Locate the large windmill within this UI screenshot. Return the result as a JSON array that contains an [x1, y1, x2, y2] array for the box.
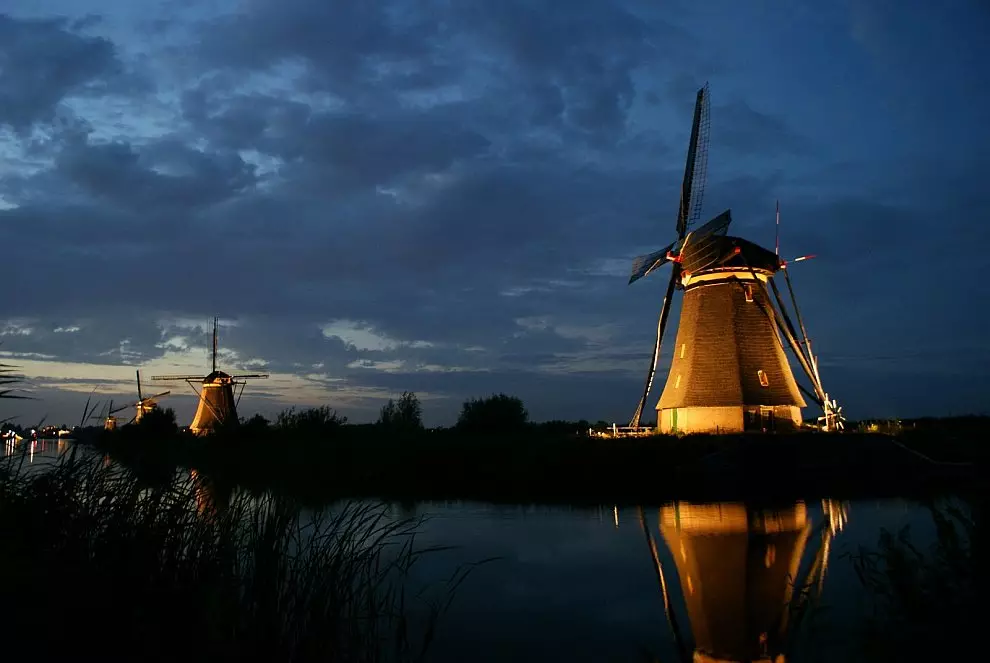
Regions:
[[627, 84, 842, 433], [150, 317, 268, 435]]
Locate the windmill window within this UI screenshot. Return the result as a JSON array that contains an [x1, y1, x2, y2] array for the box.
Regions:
[[743, 283, 754, 302], [680, 344, 686, 358], [675, 374, 682, 388], [758, 370, 769, 387]]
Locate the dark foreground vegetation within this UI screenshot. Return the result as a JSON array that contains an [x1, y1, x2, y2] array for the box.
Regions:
[[68, 394, 984, 507], [0, 447, 465, 663], [849, 499, 980, 663]]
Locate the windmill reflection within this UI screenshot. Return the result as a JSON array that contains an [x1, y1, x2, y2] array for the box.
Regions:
[[640, 500, 848, 663], [190, 469, 232, 519]]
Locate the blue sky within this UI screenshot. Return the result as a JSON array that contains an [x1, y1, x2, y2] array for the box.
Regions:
[[1, 0, 988, 427]]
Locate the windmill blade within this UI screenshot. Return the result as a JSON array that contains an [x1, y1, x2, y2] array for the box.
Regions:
[[136, 369, 143, 402], [629, 242, 676, 285], [110, 403, 130, 415], [143, 391, 170, 401], [684, 208, 732, 246], [686, 83, 711, 231], [676, 83, 710, 238], [150, 374, 206, 381], [230, 373, 269, 379], [630, 264, 680, 427], [677, 210, 734, 273]]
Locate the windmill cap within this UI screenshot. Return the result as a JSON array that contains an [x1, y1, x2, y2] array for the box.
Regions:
[[680, 235, 782, 273], [203, 370, 233, 383]]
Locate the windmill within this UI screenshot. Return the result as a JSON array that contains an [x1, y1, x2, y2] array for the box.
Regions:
[[150, 317, 268, 435], [128, 370, 170, 424], [627, 84, 842, 433], [104, 400, 126, 431]]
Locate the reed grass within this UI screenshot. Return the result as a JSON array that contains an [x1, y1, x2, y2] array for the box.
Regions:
[[850, 499, 977, 662], [0, 445, 463, 662]]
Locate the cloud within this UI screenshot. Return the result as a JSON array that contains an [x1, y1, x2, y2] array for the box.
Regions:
[[0, 0, 988, 426], [0, 14, 136, 130]]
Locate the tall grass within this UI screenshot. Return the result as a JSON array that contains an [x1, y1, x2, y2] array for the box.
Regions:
[[0, 446, 463, 662], [850, 499, 977, 662]]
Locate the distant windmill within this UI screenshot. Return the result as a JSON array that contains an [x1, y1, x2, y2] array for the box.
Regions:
[[129, 370, 170, 424], [627, 84, 842, 433], [150, 317, 268, 435]]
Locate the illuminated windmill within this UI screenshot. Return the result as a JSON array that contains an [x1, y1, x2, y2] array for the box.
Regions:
[[627, 84, 842, 433], [129, 370, 170, 423], [638, 500, 848, 663], [150, 317, 268, 435], [96, 371, 170, 430]]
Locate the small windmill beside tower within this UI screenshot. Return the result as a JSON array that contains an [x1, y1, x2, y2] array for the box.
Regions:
[[151, 317, 268, 435], [626, 84, 843, 434], [101, 371, 171, 430]]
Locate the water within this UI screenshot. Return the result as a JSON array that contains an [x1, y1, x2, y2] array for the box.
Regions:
[[399, 499, 933, 662], [5, 440, 952, 661]]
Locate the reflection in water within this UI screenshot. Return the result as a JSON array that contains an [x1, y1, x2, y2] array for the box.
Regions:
[[190, 469, 233, 519], [641, 500, 848, 663]]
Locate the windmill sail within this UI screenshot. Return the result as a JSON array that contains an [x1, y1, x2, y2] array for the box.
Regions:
[[629, 243, 676, 285], [628, 84, 712, 428], [677, 84, 710, 237]]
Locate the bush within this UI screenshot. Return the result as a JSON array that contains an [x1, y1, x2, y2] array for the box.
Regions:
[[456, 394, 528, 433], [275, 406, 347, 435], [136, 406, 179, 436], [378, 392, 424, 433]]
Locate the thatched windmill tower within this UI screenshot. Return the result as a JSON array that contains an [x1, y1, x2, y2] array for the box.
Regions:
[[639, 501, 848, 663], [151, 317, 268, 435], [627, 84, 842, 433]]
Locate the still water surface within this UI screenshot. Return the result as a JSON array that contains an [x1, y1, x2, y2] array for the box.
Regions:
[[403, 498, 928, 662], [7, 439, 940, 661]]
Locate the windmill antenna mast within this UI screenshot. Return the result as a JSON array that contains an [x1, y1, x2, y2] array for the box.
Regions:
[[775, 200, 780, 256], [212, 316, 218, 374]]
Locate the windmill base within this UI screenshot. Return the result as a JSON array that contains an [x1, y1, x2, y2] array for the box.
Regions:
[[657, 405, 802, 434]]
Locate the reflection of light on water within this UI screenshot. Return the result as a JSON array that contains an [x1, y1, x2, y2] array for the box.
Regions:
[[613, 506, 619, 529], [632, 500, 851, 663], [30, 440, 35, 463]]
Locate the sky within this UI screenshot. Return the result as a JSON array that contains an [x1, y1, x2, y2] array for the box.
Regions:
[[1, 0, 988, 428]]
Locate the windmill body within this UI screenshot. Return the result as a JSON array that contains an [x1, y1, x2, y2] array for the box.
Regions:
[[188, 371, 240, 435], [626, 84, 841, 433], [656, 237, 805, 433]]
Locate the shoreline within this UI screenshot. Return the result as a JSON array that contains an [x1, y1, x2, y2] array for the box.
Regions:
[[72, 427, 983, 507]]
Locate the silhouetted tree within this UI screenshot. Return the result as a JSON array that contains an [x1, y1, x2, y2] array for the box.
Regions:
[[275, 406, 347, 435], [136, 407, 178, 436], [242, 413, 270, 431], [377, 392, 423, 432], [456, 393, 528, 433]]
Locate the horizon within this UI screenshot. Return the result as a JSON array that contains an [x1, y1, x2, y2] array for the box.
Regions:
[[2, 0, 989, 429]]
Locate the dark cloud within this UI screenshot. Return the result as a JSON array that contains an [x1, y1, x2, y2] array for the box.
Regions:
[[0, 14, 132, 129], [712, 99, 813, 156]]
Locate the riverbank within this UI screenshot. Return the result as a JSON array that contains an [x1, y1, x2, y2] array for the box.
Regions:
[[77, 420, 983, 506]]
